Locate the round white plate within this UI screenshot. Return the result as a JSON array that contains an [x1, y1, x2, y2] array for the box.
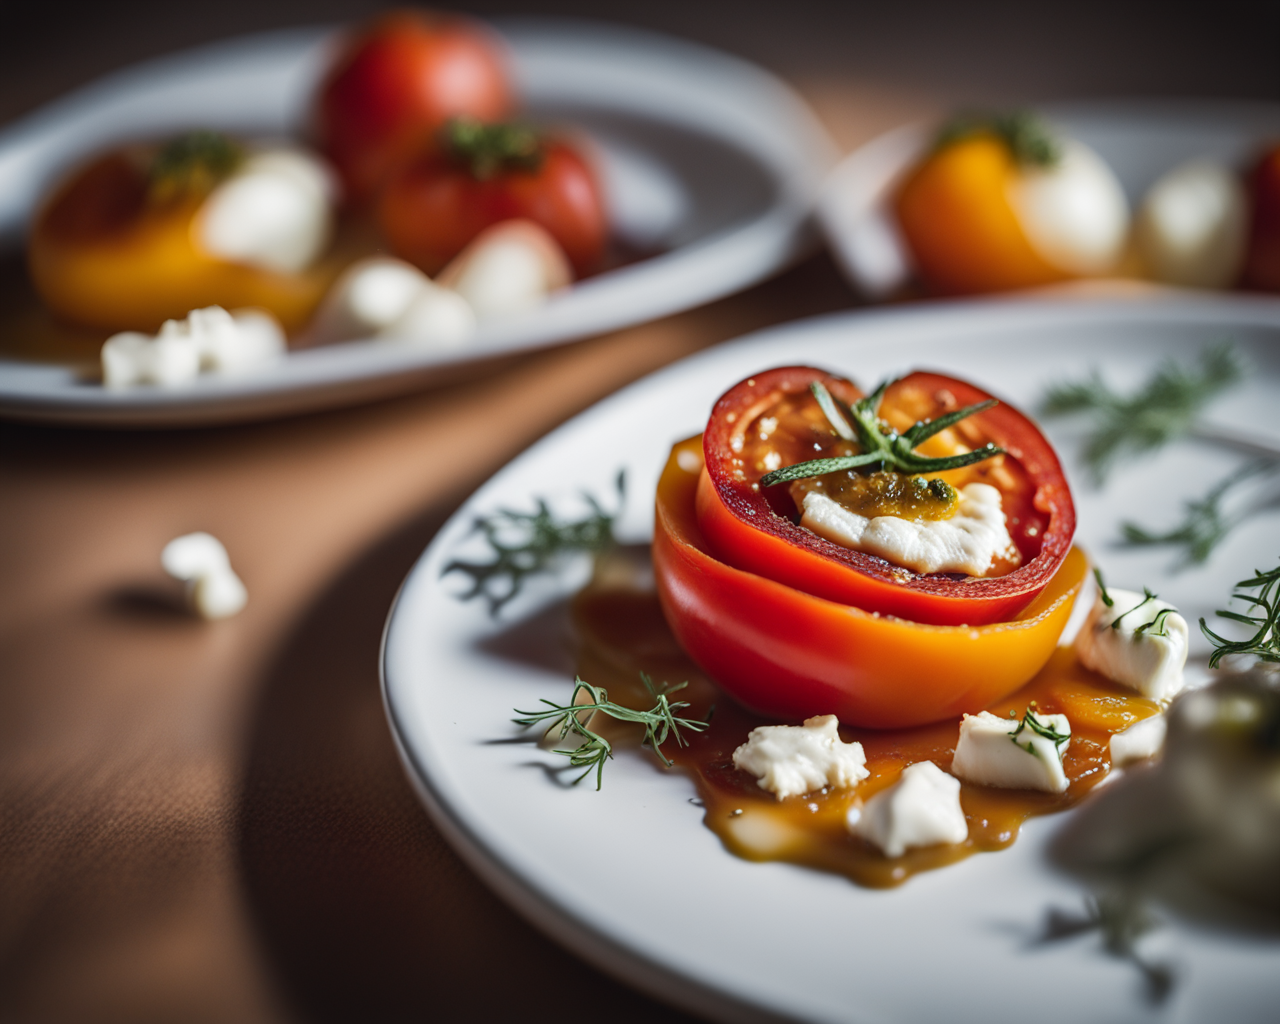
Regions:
[[821, 100, 1280, 298], [383, 295, 1280, 1024], [0, 19, 835, 427]]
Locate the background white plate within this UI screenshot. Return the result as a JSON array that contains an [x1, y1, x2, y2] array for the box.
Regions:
[[821, 101, 1280, 298], [383, 295, 1280, 1024], [0, 19, 836, 427]]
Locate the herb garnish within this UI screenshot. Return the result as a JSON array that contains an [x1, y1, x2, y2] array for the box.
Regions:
[[514, 674, 708, 789], [759, 380, 1003, 488], [444, 116, 544, 181], [1200, 561, 1280, 668], [1041, 345, 1244, 483], [1093, 567, 1114, 607], [444, 473, 623, 615], [1009, 705, 1070, 761], [936, 110, 1061, 168], [1111, 588, 1156, 632], [1122, 460, 1279, 565], [149, 130, 242, 204]]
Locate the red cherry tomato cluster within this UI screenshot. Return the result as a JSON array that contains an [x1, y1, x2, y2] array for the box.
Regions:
[[317, 9, 606, 277]]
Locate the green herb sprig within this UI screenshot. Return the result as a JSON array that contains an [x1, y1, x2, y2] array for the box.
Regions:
[[937, 110, 1061, 168], [759, 380, 1004, 488], [514, 674, 708, 789], [1200, 561, 1280, 668], [149, 130, 242, 203], [444, 116, 544, 181], [444, 473, 623, 615], [1042, 345, 1244, 483], [1122, 460, 1279, 565], [1009, 705, 1070, 761]]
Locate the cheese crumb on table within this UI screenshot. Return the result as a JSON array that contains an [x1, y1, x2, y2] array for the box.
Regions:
[[1075, 587, 1189, 701], [161, 532, 247, 620], [733, 715, 869, 800], [800, 482, 1017, 576], [849, 760, 968, 857], [951, 709, 1072, 793]]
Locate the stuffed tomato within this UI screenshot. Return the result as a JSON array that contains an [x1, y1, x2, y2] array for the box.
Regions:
[[652, 366, 1084, 728]]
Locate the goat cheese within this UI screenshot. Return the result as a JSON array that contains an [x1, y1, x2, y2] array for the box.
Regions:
[[307, 256, 477, 349], [1075, 587, 1189, 701], [161, 532, 247, 620], [849, 760, 968, 857], [800, 482, 1016, 576], [198, 147, 335, 273], [733, 715, 869, 800], [102, 306, 284, 387], [951, 709, 1072, 793], [1109, 714, 1167, 768], [438, 220, 572, 322], [1135, 159, 1247, 288]]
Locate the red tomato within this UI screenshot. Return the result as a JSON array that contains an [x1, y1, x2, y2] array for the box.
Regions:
[[377, 128, 606, 276], [1244, 143, 1280, 291], [698, 366, 1076, 626], [654, 434, 1087, 728], [317, 10, 513, 204]]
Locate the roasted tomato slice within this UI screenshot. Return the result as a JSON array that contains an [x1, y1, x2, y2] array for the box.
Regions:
[[655, 435, 1086, 728], [698, 366, 1076, 626]]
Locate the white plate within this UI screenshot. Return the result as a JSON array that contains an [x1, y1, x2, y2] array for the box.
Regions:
[[0, 19, 835, 427], [383, 295, 1280, 1024], [821, 101, 1280, 298]]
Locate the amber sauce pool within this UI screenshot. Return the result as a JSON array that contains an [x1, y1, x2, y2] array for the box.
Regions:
[[573, 550, 1161, 888]]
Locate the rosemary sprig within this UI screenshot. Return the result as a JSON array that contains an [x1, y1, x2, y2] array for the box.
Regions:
[[1042, 345, 1244, 483], [444, 472, 623, 615], [1111, 589, 1156, 631], [149, 130, 242, 203], [1200, 561, 1280, 668], [513, 674, 709, 790], [1122, 460, 1279, 565], [759, 380, 1004, 488], [937, 110, 1061, 167], [1009, 705, 1070, 760]]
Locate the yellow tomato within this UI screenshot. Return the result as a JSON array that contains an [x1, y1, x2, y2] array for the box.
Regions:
[[894, 132, 1069, 296], [28, 151, 329, 334]]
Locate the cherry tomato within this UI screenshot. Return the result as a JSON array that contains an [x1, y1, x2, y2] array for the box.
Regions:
[[377, 124, 606, 276], [698, 367, 1076, 626], [654, 434, 1087, 728], [317, 10, 513, 204], [1244, 143, 1280, 291]]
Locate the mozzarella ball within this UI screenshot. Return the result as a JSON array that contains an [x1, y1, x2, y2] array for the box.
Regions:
[[1136, 159, 1248, 288]]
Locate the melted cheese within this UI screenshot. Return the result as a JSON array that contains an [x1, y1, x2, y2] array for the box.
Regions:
[[800, 482, 1016, 576]]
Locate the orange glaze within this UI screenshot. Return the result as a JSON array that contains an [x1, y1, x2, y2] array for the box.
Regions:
[[572, 550, 1161, 888]]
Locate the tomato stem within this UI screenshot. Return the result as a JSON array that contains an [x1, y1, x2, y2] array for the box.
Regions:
[[443, 116, 544, 180]]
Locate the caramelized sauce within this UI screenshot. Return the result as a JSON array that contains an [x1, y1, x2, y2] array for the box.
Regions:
[[572, 549, 1161, 888]]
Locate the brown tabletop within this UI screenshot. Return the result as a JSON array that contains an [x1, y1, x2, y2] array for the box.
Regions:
[[3, 2, 1277, 1018]]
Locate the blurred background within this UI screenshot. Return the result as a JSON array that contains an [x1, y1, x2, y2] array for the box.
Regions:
[[4, 0, 1279, 136]]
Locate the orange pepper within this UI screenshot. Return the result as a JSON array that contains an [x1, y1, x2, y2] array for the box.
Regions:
[[894, 132, 1068, 296], [654, 435, 1086, 729], [28, 152, 329, 334]]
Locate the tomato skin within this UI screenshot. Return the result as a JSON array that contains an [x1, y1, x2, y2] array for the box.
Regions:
[[895, 133, 1067, 295], [377, 140, 606, 275], [700, 367, 1076, 626], [655, 435, 1087, 728], [317, 10, 513, 204], [1244, 144, 1280, 291]]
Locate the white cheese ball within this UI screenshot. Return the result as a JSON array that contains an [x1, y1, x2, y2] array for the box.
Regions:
[[198, 147, 336, 274], [732, 715, 869, 800], [1135, 159, 1248, 288], [849, 761, 968, 857], [1075, 587, 1189, 702], [1009, 138, 1130, 276], [438, 219, 572, 322], [161, 532, 247, 620]]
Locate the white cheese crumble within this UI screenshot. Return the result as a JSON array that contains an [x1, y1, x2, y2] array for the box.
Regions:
[[951, 709, 1072, 793], [307, 256, 478, 350], [848, 760, 968, 857], [438, 220, 572, 322], [1110, 715, 1167, 768], [198, 147, 335, 273], [732, 715, 869, 800], [161, 532, 247, 620], [1135, 159, 1248, 288], [1075, 587, 1189, 701], [800, 482, 1016, 576], [102, 306, 285, 387]]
